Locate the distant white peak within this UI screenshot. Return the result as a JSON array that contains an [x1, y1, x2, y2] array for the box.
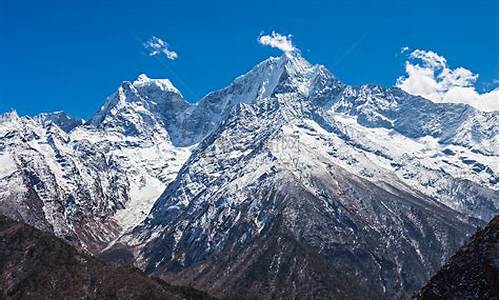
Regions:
[[132, 73, 182, 96], [0, 110, 20, 121], [251, 53, 312, 74], [136, 73, 150, 81], [281, 52, 313, 72], [222, 53, 327, 102], [35, 110, 68, 120], [233, 53, 315, 86], [88, 74, 184, 126], [283, 55, 329, 92], [33, 111, 84, 132], [278, 53, 331, 96]]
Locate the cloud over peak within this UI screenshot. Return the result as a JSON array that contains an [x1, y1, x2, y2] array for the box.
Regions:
[[258, 31, 297, 53], [144, 36, 178, 60], [396, 49, 498, 112]]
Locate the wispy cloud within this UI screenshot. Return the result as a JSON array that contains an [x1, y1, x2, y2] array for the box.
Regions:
[[396, 48, 498, 111], [258, 31, 297, 53], [144, 36, 178, 60]]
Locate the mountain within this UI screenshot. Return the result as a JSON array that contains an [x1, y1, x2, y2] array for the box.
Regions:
[[0, 53, 498, 298], [413, 215, 499, 300], [0, 75, 194, 253], [103, 53, 497, 299], [34, 111, 84, 132], [0, 214, 215, 300]]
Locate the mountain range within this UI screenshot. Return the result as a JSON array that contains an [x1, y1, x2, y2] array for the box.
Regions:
[[0, 53, 497, 299]]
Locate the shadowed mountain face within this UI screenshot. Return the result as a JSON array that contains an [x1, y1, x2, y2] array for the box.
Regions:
[[413, 215, 499, 300], [0, 214, 216, 300]]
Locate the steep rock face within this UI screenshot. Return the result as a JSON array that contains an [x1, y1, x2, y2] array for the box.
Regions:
[[106, 53, 494, 299], [0, 214, 215, 300], [413, 215, 499, 300]]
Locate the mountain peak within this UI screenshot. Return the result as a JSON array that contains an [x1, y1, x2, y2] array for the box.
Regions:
[[135, 73, 150, 81], [34, 111, 84, 132], [230, 53, 322, 98], [280, 51, 312, 68], [131, 73, 181, 96], [88, 73, 187, 127], [268, 52, 335, 98], [0, 110, 20, 122], [257, 52, 315, 77]]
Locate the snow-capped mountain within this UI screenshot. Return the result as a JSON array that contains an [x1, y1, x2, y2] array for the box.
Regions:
[[0, 75, 194, 252], [0, 53, 497, 298], [104, 53, 497, 299]]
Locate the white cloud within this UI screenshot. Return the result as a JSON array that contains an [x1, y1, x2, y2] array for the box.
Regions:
[[144, 36, 178, 60], [396, 49, 498, 112], [258, 31, 297, 53]]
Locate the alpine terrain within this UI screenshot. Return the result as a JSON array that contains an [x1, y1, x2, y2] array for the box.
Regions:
[[0, 53, 498, 299]]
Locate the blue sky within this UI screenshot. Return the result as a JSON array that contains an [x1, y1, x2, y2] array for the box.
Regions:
[[0, 0, 498, 118]]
